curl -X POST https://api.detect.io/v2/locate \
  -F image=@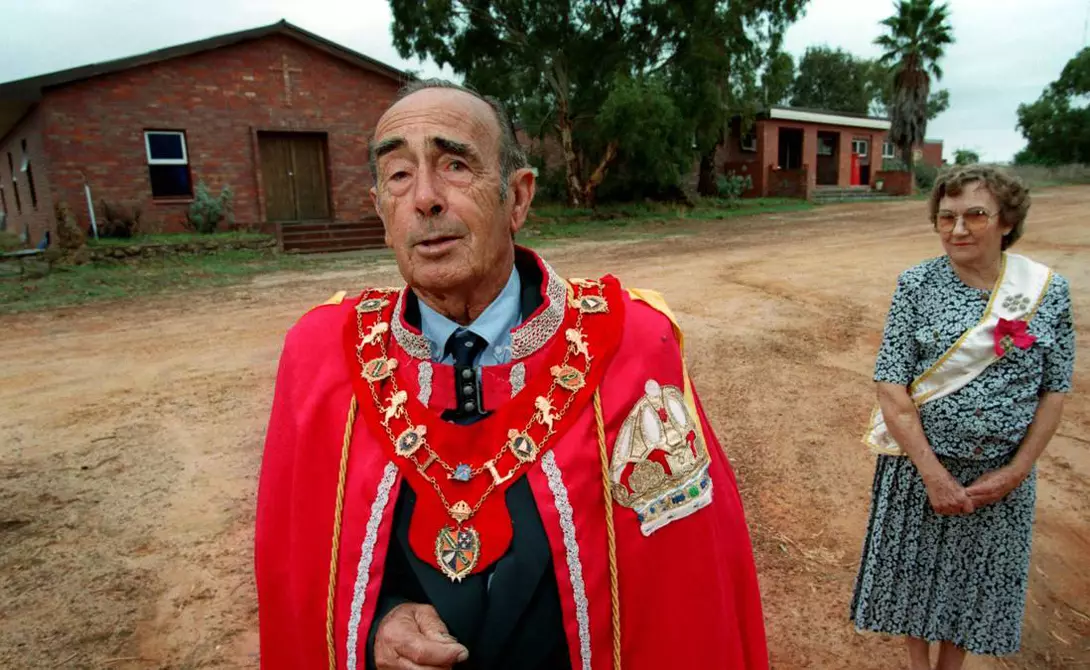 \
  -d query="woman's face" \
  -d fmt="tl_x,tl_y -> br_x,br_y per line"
935,181 -> 1014,266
